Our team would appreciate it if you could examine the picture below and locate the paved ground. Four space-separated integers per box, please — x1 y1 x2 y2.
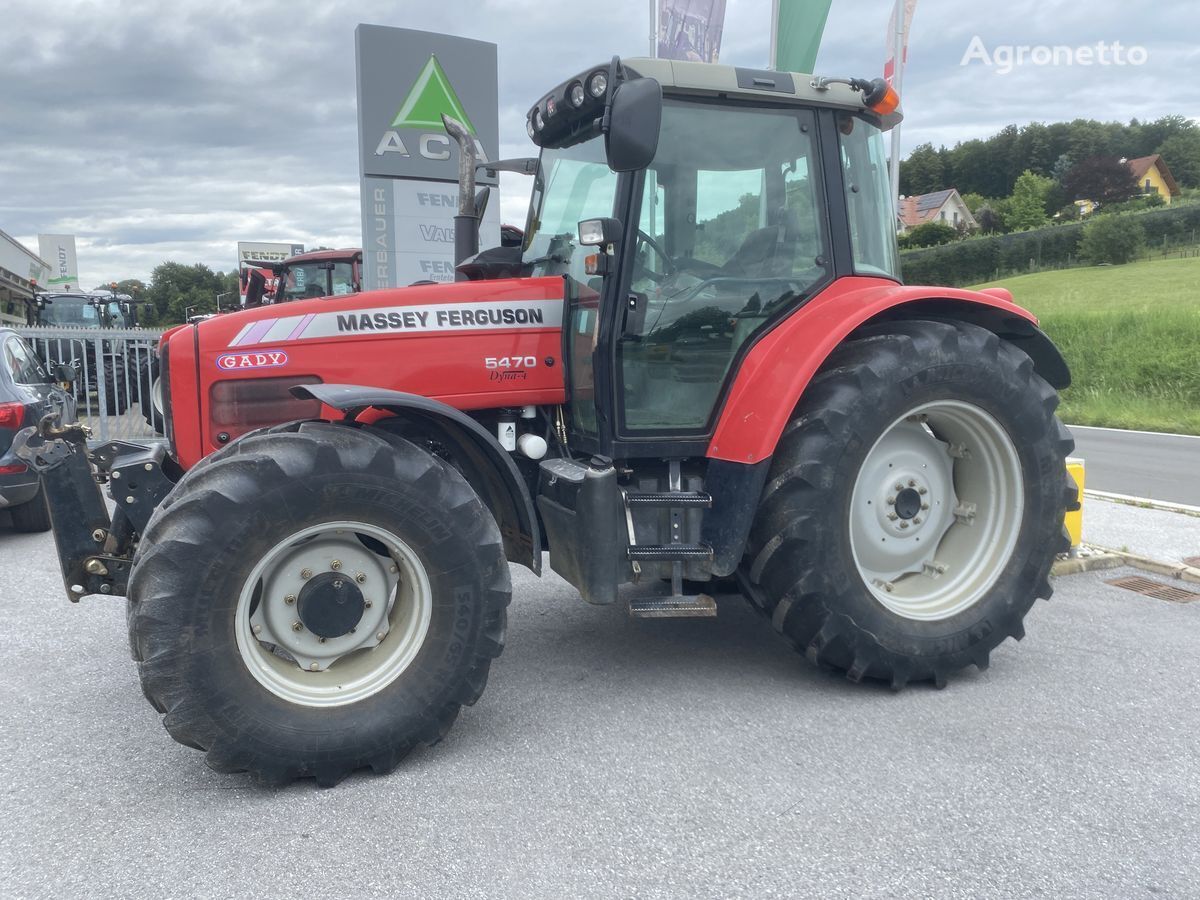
1 519 1199 899
1069 425 1200 506
1085 498 1200 564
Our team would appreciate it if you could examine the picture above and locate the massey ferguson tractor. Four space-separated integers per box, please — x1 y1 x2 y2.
16 57 1075 786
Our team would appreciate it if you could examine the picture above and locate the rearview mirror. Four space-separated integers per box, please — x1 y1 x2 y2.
605 77 662 173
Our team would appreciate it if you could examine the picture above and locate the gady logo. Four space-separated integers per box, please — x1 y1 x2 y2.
374 54 490 164
216 350 288 371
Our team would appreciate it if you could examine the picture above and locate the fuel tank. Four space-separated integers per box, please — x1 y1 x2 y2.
165 277 566 468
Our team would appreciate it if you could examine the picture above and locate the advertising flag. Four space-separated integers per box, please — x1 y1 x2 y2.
37 234 80 290
884 0 918 87
770 0 834 74
657 0 728 63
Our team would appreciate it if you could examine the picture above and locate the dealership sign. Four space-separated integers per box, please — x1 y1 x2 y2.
355 25 500 289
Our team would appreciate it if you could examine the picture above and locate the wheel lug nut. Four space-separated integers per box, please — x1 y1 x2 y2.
330 559 343 571
284 594 296 605
887 495 896 505
309 663 319 671
376 631 385 641
913 517 922 525
887 513 898 521
355 572 366 584
894 483 904 491
899 522 910 529
292 622 303 632
908 479 916 487
918 487 928 495
300 568 312 580
921 503 930 511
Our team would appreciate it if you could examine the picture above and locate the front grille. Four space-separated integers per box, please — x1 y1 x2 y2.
160 341 175 457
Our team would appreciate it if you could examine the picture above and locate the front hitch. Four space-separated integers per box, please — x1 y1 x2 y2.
13 413 177 601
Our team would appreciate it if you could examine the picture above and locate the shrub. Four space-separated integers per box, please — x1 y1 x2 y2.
901 221 957 248
1079 214 1146 264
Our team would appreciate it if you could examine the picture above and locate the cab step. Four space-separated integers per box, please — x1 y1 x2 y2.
628 593 718 618
624 491 712 508
627 544 712 561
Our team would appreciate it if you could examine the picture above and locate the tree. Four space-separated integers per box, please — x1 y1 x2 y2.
145 262 230 326
975 205 1006 234
1004 170 1053 231
1157 131 1200 189
1078 214 1146 265
959 192 988 214
1062 156 1140 206
900 143 946 196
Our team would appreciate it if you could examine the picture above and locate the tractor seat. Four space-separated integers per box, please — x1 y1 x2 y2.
721 207 801 279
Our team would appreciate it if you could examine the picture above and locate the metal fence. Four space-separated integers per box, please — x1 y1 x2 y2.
16 326 167 445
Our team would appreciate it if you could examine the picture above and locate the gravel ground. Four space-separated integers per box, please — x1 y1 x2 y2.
1 516 1198 899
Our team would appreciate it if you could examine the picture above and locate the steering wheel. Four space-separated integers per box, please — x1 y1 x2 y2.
636 229 677 279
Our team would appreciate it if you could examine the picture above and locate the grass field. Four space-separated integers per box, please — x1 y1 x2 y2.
973 256 1200 434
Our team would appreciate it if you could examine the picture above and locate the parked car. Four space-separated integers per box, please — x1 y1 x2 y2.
0 329 76 532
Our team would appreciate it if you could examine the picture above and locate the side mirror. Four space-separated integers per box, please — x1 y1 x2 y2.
55 364 76 385
605 77 662 173
473 186 491 222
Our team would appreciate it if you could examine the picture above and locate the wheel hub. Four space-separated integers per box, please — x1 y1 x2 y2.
894 487 922 520
297 572 366 639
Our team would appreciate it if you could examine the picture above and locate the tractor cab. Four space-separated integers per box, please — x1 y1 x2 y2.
520 58 900 457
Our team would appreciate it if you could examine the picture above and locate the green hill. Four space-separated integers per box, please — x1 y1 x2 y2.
973 256 1200 434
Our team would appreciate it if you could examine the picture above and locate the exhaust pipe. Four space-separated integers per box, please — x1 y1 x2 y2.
441 114 480 277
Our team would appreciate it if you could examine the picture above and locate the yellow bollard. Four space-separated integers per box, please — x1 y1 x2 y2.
1065 457 1085 551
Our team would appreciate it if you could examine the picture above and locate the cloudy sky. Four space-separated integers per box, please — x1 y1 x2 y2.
2 0 1196 286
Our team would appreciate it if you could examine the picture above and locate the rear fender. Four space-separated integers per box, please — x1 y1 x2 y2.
292 384 540 574
708 277 1071 465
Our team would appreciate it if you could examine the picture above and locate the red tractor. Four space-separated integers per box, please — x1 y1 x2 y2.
240 247 364 307
18 58 1074 786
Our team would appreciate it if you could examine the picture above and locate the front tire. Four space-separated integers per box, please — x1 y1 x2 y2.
127 421 511 784
741 320 1074 688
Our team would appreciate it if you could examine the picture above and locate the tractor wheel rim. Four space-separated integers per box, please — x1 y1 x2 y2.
151 377 163 415
235 520 433 707
848 400 1024 621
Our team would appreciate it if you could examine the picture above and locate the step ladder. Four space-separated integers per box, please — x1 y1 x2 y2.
625 461 717 618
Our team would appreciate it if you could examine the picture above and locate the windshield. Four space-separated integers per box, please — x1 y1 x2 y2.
838 114 900 280
522 139 618 283
40 297 127 328
278 261 356 301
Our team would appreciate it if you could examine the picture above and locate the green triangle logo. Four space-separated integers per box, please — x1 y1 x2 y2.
390 55 476 134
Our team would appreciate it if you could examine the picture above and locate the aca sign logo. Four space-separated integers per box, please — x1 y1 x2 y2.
374 55 490 164
216 351 288 371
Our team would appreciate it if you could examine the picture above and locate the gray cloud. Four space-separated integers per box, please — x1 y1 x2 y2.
1 0 1193 284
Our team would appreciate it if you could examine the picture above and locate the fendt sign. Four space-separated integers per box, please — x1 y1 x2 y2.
355 25 500 290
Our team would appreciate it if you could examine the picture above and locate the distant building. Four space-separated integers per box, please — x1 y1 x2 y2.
1124 155 1180 205
897 189 978 233
0 229 51 324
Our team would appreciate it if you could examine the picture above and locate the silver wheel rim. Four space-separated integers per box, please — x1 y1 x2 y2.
234 520 432 707
848 400 1024 621
151 376 163 416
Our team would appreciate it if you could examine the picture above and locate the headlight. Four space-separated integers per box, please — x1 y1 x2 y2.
588 71 607 97
569 83 586 107
534 109 545 131
527 118 536 139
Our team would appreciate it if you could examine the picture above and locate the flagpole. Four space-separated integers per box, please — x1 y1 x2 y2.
650 0 657 56
768 0 780 68
888 1 905 212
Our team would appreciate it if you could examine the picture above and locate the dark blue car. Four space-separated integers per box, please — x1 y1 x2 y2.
1 329 76 532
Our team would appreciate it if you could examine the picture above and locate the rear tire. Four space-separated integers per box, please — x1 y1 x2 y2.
127 421 511 785
740 320 1074 688
101 359 127 415
9 484 52 533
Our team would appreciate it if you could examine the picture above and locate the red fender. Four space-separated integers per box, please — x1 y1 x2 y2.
707 276 1041 464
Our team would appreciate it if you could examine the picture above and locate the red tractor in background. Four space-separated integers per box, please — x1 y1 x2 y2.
18 57 1075 786
239 247 364 308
